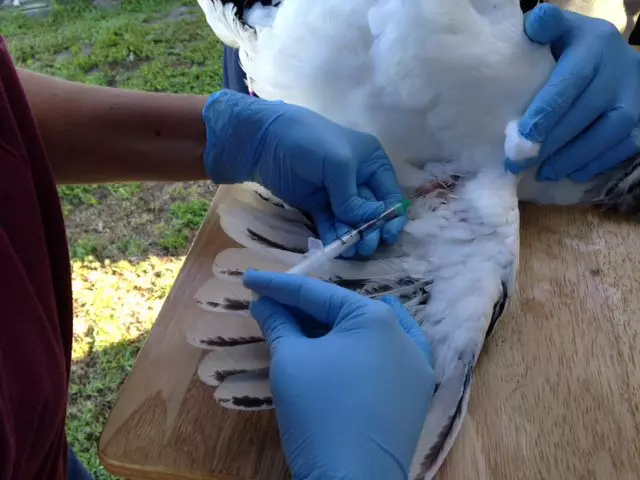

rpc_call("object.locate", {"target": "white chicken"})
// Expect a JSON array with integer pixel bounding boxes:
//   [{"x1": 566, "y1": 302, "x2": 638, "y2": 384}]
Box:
[{"x1": 186, "y1": 1, "x2": 640, "y2": 478}]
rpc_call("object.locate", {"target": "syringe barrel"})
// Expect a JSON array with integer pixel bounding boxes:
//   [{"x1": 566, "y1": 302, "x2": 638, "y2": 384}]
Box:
[{"x1": 286, "y1": 234, "x2": 360, "y2": 276}]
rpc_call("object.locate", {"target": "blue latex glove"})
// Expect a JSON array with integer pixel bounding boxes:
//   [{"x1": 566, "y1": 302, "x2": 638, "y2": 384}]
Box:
[
  {"x1": 242, "y1": 271, "x2": 436, "y2": 480},
  {"x1": 505, "y1": 4, "x2": 640, "y2": 182},
  {"x1": 203, "y1": 89, "x2": 406, "y2": 257}
]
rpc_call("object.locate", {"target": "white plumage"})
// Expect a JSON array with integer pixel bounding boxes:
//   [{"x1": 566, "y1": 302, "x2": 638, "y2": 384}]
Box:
[{"x1": 188, "y1": 1, "x2": 640, "y2": 478}]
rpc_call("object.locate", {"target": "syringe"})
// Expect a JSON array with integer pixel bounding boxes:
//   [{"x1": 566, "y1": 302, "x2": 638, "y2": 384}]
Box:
[{"x1": 286, "y1": 198, "x2": 412, "y2": 276}]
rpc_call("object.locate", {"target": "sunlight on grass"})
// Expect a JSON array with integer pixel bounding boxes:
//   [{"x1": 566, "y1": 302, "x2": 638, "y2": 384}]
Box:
[{"x1": 69, "y1": 256, "x2": 184, "y2": 479}]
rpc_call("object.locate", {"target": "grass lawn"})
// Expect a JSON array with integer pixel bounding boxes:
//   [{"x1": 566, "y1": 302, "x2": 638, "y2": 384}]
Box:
[{"x1": 2, "y1": 0, "x2": 224, "y2": 477}]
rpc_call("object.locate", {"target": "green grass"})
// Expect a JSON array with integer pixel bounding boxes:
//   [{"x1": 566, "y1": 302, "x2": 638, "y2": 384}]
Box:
[
  {"x1": 3, "y1": 0, "x2": 224, "y2": 94},
  {"x1": 2, "y1": 1, "x2": 224, "y2": 477},
  {"x1": 159, "y1": 198, "x2": 210, "y2": 252}
]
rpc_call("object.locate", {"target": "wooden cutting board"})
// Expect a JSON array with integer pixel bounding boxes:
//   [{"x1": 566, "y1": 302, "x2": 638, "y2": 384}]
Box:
[{"x1": 99, "y1": 185, "x2": 640, "y2": 480}]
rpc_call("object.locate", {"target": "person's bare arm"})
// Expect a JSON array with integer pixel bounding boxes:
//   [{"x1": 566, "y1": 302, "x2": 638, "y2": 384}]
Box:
[{"x1": 17, "y1": 69, "x2": 209, "y2": 184}]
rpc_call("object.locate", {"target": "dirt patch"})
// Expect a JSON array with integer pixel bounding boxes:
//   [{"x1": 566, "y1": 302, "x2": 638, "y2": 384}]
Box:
[
  {"x1": 93, "y1": 0, "x2": 119, "y2": 8},
  {"x1": 62, "y1": 180, "x2": 217, "y2": 261},
  {"x1": 167, "y1": 5, "x2": 200, "y2": 22}
]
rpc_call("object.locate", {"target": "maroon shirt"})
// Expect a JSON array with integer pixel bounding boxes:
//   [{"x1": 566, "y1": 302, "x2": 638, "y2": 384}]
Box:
[{"x1": 0, "y1": 37, "x2": 72, "y2": 479}]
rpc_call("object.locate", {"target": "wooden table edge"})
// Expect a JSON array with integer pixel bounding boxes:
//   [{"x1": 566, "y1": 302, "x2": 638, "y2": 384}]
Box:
[
  {"x1": 98, "y1": 451, "x2": 239, "y2": 480},
  {"x1": 97, "y1": 186, "x2": 235, "y2": 479}
]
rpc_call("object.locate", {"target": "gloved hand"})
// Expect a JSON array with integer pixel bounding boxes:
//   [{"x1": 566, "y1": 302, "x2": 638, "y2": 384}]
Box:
[
  {"x1": 203, "y1": 89, "x2": 406, "y2": 257},
  {"x1": 242, "y1": 270, "x2": 436, "y2": 480},
  {"x1": 505, "y1": 4, "x2": 640, "y2": 182}
]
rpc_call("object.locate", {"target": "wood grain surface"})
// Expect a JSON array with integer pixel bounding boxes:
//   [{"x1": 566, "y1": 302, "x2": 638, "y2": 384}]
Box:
[{"x1": 99, "y1": 185, "x2": 640, "y2": 480}]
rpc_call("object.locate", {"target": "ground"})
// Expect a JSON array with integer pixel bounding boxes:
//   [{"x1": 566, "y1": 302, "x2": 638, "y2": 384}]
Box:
[{"x1": 2, "y1": 1, "x2": 223, "y2": 477}]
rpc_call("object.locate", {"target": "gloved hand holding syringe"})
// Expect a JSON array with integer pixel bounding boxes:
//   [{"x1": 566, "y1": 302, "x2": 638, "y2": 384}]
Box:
[{"x1": 286, "y1": 198, "x2": 412, "y2": 276}]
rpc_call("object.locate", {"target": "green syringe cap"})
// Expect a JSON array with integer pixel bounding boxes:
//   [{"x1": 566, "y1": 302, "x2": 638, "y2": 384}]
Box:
[{"x1": 399, "y1": 198, "x2": 412, "y2": 214}]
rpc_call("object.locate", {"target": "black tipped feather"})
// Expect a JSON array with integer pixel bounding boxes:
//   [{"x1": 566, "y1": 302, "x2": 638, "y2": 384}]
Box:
[
  {"x1": 201, "y1": 275, "x2": 431, "y2": 315},
  {"x1": 333, "y1": 275, "x2": 432, "y2": 301},
  {"x1": 207, "y1": 298, "x2": 251, "y2": 311},
  {"x1": 223, "y1": 395, "x2": 274, "y2": 409},
  {"x1": 486, "y1": 281, "x2": 507, "y2": 339},
  {"x1": 421, "y1": 365, "x2": 473, "y2": 472},
  {"x1": 199, "y1": 336, "x2": 263, "y2": 347},
  {"x1": 218, "y1": 269, "x2": 243, "y2": 277},
  {"x1": 254, "y1": 189, "x2": 286, "y2": 208},
  {"x1": 213, "y1": 369, "x2": 250, "y2": 383},
  {"x1": 247, "y1": 228, "x2": 307, "y2": 253},
  {"x1": 600, "y1": 155, "x2": 640, "y2": 215}
]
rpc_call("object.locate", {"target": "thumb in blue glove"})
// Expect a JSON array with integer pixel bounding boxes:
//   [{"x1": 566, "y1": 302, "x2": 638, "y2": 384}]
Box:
[
  {"x1": 203, "y1": 90, "x2": 406, "y2": 258},
  {"x1": 242, "y1": 270, "x2": 435, "y2": 480},
  {"x1": 505, "y1": 4, "x2": 640, "y2": 182}
]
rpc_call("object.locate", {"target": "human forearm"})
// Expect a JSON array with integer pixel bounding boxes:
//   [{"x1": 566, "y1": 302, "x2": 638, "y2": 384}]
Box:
[{"x1": 17, "y1": 69, "x2": 208, "y2": 184}]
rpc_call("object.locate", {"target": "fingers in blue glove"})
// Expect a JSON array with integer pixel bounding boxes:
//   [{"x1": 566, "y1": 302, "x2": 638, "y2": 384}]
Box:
[
  {"x1": 353, "y1": 186, "x2": 382, "y2": 256},
  {"x1": 309, "y1": 207, "x2": 358, "y2": 258},
  {"x1": 524, "y1": 4, "x2": 566, "y2": 45},
  {"x1": 569, "y1": 130, "x2": 640, "y2": 182},
  {"x1": 243, "y1": 270, "x2": 369, "y2": 327},
  {"x1": 311, "y1": 187, "x2": 380, "y2": 258},
  {"x1": 539, "y1": 107, "x2": 639, "y2": 181},
  {"x1": 326, "y1": 145, "x2": 406, "y2": 241},
  {"x1": 310, "y1": 184, "x2": 406, "y2": 258},
  {"x1": 360, "y1": 156, "x2": 407, "y2": 244},
  {"x1": 250, "y1": 296, "x2": 303, "y2": 347},
  {"x1": 326, "y1": 160, "x2": 387, "y2": 227},
  {"x1": 380, "y1": 295, "x2": 433, "y2": 367},
  {"x1": 507, "y1": 47, "x2": 596, "y2": 173},
  {"x1": 506, "y1": 13, "x2": 600, "y2": 174}
]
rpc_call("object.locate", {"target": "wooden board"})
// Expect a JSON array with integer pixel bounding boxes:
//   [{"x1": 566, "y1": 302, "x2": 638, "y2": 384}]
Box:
[{"x1": 99, "y1": 185, "x2": 640, "y2": 480}]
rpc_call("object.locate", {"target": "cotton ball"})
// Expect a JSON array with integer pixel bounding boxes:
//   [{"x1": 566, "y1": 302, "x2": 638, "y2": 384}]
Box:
[{"x1": 504, "y1": 119, "x2": 540, "y2": 162}]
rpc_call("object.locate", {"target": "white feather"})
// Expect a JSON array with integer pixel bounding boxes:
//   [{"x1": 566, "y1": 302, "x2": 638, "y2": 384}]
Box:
[
  {"x1": 196, "y1": 0, "x2": 254, "y2": 49},
  {"x1": 214, "y1": 369, "x2": 273, "y2": 411},
  {"x1": 186, "y1": 314, "x2": 264, "y2": 348},
  {"x1": 194, "y1": 276, "x2": 252, "y2": 315},
  {"x1": 198, "y1": 343, "x2": 270, "y2": 387},
  {"x1": 218, "y1": 196, "x2": 313, "y2": 254}
]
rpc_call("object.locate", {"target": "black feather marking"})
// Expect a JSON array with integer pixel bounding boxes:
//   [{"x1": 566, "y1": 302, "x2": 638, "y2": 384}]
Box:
[
  {"x1": 414, "y1": 292, "x2": 431, "y2": 306},
  {"x1": 217, "y1": 0, "x2": 276, "y2": 25},
  {"x1": 333, "y1": 276, "x2": 431, "y2": 295},
  {"x1": 197, "y1": 298, "x2": 248, "y2": 312},
  {"x1": 219, "y1": 395, "x2": 274, "y2": 409},
  {"x1": 600, "y1": 155, "x2": 640, "y2": 216},
  {"x1": 201, "y1": 298, "x2": 251, "y2": 311},
  {"x1": 251, "y1": 189, "x2": 320, "y2": 237},
  {"x1": 246, "y1": 228, "x2": 307, "y2": 254},
  {"x1": 201, "y1": 276, "x2": 431, "y2": 315},
  {"x1": 421, "y1": 365, "x2": 474, "y2": 472},
  {"x1": 199, "y1": 336, "x2": 263, "y2": 347},
  {"x1": 486, "y1": 281, "x2": 507, "y2": 340},
  {"x1": 254, "y1": 189, "x2": 286, "y2": 209},
  {"x1": 213, "y1": 298, "x2": 251, "y2": 311},
  {"x1": 253, "y1": 194, "x2": 319, "y2": 237},
  {"x1": 331, "y1": 278, "x2": 369, "y2": 290},
  {"x1": 213, "y1": 369, "x2": 249, "y2": 383},
  {"x1": 218, "y1": 269, "x2": 243, "y2": 277}
]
